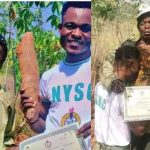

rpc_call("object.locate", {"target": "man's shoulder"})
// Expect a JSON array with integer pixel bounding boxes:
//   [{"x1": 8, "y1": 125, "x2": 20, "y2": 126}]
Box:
[
  {"x1": 41, "y1": 61, "x2": 62, "y2": 79},
  {"x1": 95, "y1": 81, "x2": 108, "y2": 93},
  {"x1": 121, "y1": 39, "x2": 137, "y2": 47}
]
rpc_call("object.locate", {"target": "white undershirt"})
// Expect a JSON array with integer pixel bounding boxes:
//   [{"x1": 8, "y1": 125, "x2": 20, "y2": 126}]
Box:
[{"x1": 94, "y1": 82, "x2": 131, "y2": 146}]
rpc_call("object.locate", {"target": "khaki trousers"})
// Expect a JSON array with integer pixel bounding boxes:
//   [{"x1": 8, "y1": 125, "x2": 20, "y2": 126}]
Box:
[{"x1": 94, "y1": 142, "x2": 130, "y2": 150}]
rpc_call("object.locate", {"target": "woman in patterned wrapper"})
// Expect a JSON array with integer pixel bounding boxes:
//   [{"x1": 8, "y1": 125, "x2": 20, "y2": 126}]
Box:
[
  {"x1": 135, "y1": 3, "x2": 150, "y2": 86},
  {"x1": 129, "y1": 3, "x2": 150, "y2": 150}
]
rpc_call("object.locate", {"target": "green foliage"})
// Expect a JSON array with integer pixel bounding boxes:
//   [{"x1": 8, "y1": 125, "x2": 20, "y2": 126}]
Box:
[
  {"x1": 92, "y1": 0, "x2": 117, "y2": 21},
  {"x1": 47, "y1": 2, "x2": 63, "y2": 29},
  {"x1": 92, "y1": 0, "x2": 140, "y2": 33},
  {"x1": 92, "y1": 0, "x2": 117, "y2": 33},
  {"x1": 34, "y1": 27, "x2": 65, "y2": 76},
  {"x1": 0, "y1": 1, "x2": 65, "y2": 92}
]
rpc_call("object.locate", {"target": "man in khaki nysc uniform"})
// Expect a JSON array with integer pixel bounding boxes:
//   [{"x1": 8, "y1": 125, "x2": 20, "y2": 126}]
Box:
[{"x1": 0, "y1": 35, "x2": 16, "y2": 150}]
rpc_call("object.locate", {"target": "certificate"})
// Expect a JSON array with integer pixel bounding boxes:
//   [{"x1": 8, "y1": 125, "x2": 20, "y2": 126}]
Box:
[
  {"x1": 19, "y1": 124, "x2": 87, "y2": 150},
  {"x1": 124, "y1": 86, "x2": 150, "y2": 121}
]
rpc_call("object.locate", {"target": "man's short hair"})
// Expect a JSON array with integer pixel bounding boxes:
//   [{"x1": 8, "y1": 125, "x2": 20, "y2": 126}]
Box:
[
  {"x1": 62, "y1": 1, "x2": 91, "y2": 19},
  {"x1": 115, "y1": 45, "x2": 140, "y2": 63}
]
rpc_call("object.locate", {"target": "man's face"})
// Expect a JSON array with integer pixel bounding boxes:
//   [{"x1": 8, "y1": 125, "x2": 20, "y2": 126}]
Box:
[
  {"x1": 59, "y1": 7, "x2": 91, "y2": 54},
  {"x1": 138, "y1": 16, "x2": 150, "y2": 40}
]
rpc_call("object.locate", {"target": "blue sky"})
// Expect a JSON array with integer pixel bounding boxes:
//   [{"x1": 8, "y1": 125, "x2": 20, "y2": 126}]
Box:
[
  {"x1": 31, "y1": 2, "x2": 61, "y2": 36},
  {"x1": 0, "y1": 1, "x2": 62, "y2": 39}
]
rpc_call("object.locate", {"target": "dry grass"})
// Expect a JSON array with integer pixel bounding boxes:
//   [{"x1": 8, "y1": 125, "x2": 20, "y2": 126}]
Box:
[{"x1": 92, "y1": 20, "x2": 138, "y2": 80}]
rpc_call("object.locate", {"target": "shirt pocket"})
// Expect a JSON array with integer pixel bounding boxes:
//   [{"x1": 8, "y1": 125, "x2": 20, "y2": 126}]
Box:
[{"x1": 0, "y1": 101, "x2": 8, "y2": 130}]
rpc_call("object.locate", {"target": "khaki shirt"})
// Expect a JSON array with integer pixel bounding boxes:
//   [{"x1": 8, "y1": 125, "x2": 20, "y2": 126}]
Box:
[
  {"x1": 99, "y1": 50, "x2": 116, "y2": 90},
  {"x1": 0, "y1": 88, "x2": 15, "y2": 150}
]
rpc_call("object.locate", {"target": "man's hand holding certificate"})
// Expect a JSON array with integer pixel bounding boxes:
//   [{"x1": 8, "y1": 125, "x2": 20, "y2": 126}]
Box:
[
  {"x1": 124, "y1": 86, "x2": 150, "y2": 121},
  {"x1": 19, "y1": 124, "x2": 87, "y2": 150}
]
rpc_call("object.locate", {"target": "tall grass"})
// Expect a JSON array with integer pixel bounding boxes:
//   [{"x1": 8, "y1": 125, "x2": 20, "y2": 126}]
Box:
[{"x1": 92, "y1": 21, "x2": 138, "y2": 84}]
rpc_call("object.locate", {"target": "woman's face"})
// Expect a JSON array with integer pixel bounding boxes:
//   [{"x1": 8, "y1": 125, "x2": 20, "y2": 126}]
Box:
[
  {"x1": 114, "y1": 58, "x2": 140, "y2": 82},
  {"x1": 124, "y1": 58, "x2": 140, "y2": 82},
  {"x1": 138, "y1": 16, "x2": 150, "y2": 40}
]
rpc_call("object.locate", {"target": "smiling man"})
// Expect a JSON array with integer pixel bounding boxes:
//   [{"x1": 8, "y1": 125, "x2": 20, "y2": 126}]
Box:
[
  {"x1": 59, "y1": 4, "x2": 91, "y2": 56},
  {"x1": 20, "y1": 1, "x2": 91, "y2": 149}
]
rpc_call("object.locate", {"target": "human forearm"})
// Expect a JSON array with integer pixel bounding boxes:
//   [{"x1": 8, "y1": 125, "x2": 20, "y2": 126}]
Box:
[
  {"x1": 20, "y1": 90, "x2": 49, "y2": 133},
  {"x1": 77, "y1": 121, "x2": 91, "y2": 138},
  {"x1": 28, "y1": 117, "x2": 46, "y2": 133}
]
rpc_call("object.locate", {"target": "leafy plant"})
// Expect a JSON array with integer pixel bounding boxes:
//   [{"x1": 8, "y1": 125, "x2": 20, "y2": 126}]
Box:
[{"x1": 0, "y1": 1, "x2": 64, "y2": 92}]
